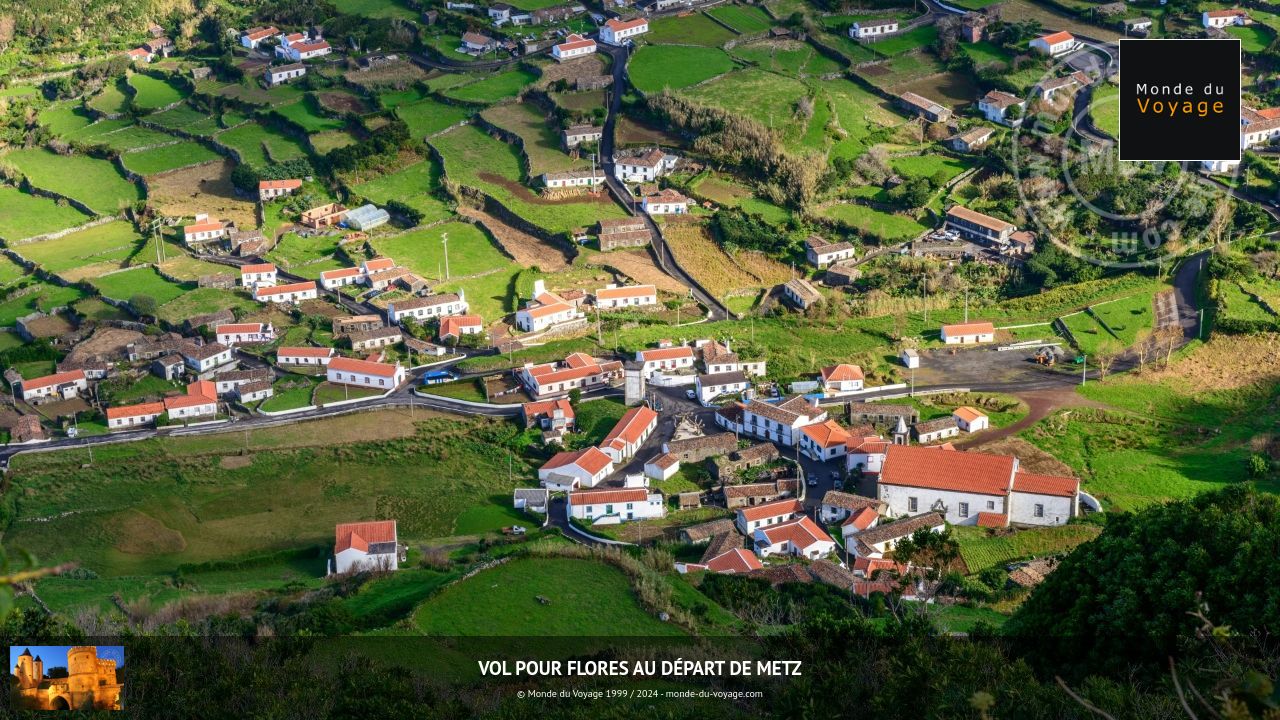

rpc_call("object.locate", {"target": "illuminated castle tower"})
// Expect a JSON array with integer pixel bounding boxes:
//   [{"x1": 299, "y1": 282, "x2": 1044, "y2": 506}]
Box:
[{"x1": 11, "y1": 646, "x2": 122, "y2": 711}]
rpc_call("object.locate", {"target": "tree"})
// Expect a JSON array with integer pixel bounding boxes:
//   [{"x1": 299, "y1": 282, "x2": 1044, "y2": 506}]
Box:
[
  {"x1": 0, "y1": 15, "x2": 14, "y2": 51},
  {"x1": 129, "y1": 294, "x2": 158, "y2": 317},
  {"x1": 1006, "y1": 486, "x2": 1280, "y2": 680},
  {"x1": 567, "y1": 388, "x2": 582, "y2": 408},
  {"x1": 890, "y1": 526, "x2": 960, "y2": 611}
]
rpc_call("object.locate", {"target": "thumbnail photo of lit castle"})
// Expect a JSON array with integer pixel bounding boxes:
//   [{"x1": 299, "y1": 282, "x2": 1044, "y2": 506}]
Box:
[{"x1": 11, "y1": 646, "x2": 123, "y2": 710}]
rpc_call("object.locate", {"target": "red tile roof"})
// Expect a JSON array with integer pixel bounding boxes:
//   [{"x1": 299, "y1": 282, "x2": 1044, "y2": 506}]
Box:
[
  {"x1": 364, "y1": 257, "x2": 396, "y2": 272},
  {"x1": 842, "y1": 506, "x2": 880, "y2": 531},
  {"x1": 439, "y1": 314, "x2": 482, "y2": 338},
  {"x1": 21, "y1": 369, "x2": 86, "y2": 391},
  {"x1": 217, "y1": 323, "x2": 266, "y2": 334},
  {"x1": 256, "y1": 280, "x2": 316, "y2": 298},
  {"x1": 1037, "y1": 30, "x2": 1075, "y2": 45},
  {"x1": 976, "y1": 512, "x2": 1008, "y2": 528},
  {"x1": 569, "y1": 487, "x2": 648, "y2": 506},
  {"x1": 758, "y1": 516, "x2": 833, "y2": 551},
  {"x1": 821, "y1": 364, "x2": 864, "y2": 383},
  {"x1": 942, "y1": 321, "x2": 996, "y2": 336},
  {"x1": 184, "y1": 221, "x2": 227, "y2": 234},
  {"x1": 258, "y1": 179, "x2": 302, "y2": 191},
  {"x1": 543, "y1": 446, "x2": 613, "y2": 475},
  {"x1": 601, "y1": 406, "x2": 658, "y2": 448},
  {"x1": 321, "y1": 267, "x2": 363, "y2": 280},
  {"x1": 706, "y1": 548, "x2": 762, "y2": 574},
  {"x1": 738, "y1": 498, "x2": 804, "y2": 523},
  {"x1": 106, "y1": 401, "x2": 165, "y2": 420},
  {"x1": 335, "y1": 520, "x2": 397, "y2": 553},
  {"x1": 605, "y1": 17, "x2": 648, "y2": 32},
  {"x1": 597, "y1": 284, "x2": 656, "y2": 300},
  {"x1": 639, "y1": 346, "x2": 693, "y2": 362},
  {"x1": 880, "y1": 444, "x2": 1015, "y2": 496},
  {"x1": 329, "y1": 356, "x2": 400, "y2": 378},
  {"x1": 556, "y1": 33, "x2": 596, "y2": 51},
  {"x1": 279, "y1": 346, "x2": 333, "y2": 358},
  {"x1": 523, "y1": 398, "x2": 574, "y2": 420},
  {"x1": 801, "y1": 419, "x2": 851, "y2": 448},
  {"x1": 953, "y1": 406, "x2": 987, "y2": 423},
  {"x1": 241, "y1": 262, "x2": 275, "y2": 274},
  {"x1": 947, "y1": 205, "x2": 1014, "y2": 233},
  {"x1": 1012, "y1": 471, "x2": 1079, "y2": 497}
]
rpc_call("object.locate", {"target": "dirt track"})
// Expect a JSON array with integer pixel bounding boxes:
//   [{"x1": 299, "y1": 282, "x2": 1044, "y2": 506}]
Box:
[{"x1": 957, "y1": 388, "x2": 1109, "y2": 450}]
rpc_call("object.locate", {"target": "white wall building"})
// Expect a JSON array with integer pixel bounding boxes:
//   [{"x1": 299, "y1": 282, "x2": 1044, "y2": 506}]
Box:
[
  {"x1": 332, "y1": 520, "x2": 399, "y2": 575},
  {"x1": 538, "y1": 447, "x2": 614, "y2": 490},
  {"x1": 568, "y1": 488, "x2": 665, "y2": 523},
  {"x1": 600, "y1": 17, "x2": 649, "y2": 46},
  {"x1": 595, "y1": 284, "x2": 657, "y2": 310},
  {"x1": 850, "y1": 19, "x2": 899, "y2": 39},
  {"x1": 326, "y1": 357, "x2": 405, "y2": 390},
  {"x1": 940, "y1": 321, "x2": 995, "y2": 344}
]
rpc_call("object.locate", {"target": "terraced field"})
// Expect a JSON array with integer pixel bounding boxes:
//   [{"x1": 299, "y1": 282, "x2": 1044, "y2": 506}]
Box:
[{"x1": 1, "y1": 148, "x2": 142, "y2": 213}]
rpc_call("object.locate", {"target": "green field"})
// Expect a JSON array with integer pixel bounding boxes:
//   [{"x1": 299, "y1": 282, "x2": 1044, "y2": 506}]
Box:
[
  {"x1": 820, "y1": 77, "x2": 902, "y2": 160},
  {"x1": 890, "y1": 154, "x2": 971, "y2": 182},
  {"x1": 1087, "y1": 290, "x2": 1157, "y2": 348},
  {"x1": 349, "y1": 158, "x2": 453, "y2": 224},
  {"x1": 146, "y1": 103, "x2": 226, "y2": 136},
  {"x1": 953, "y1": 524, "x2": 1103, "y2": 573},
  {"x1": 0, "y1": 283, "x2": 87, "y2": 326},
  {"x1": 679, "y1": 68, "x2": 821, "y2": 151},
  {"x1": 128, "y1": 73, "x2": 188, "y2": 111},
  {"x1": 414, "y1": 557, "x2": 683, "y2": 636},
  {"x1": 88, "y1": 80, "x2": 131, "y2": 115},
  {"x1": 732, "y1": 39, "x2": 843, "y2": 77},
  {"x1": 276, "y1": 96, "x2": 346, "y2": 132},
  {"x1": 690, "y1": 173, "x2": 791, "y2": 224},
  {"x1": 482, "y1": 102, "x2": 588, "y2": 175},
  {"x1": 379, "y1": 87, "x2": 428, "y2": 109},
  {"x1": 332, "y1": 0, "x2": 418, "y2": 19},
  {"x1": 84, "y1": 124, "x2": 176, "y2": 152},
  {"x1": 1090, "y1": 81, "x2": 1119, "y2": 139},
  {"x1": 216, "y1": 121, "x2": 309, "y2": 167},
  {"x1": 91, "y1": 266, "x2": 188, "y2": 305},
  {"x1": 1, "y1": 148, "x2": 142, "y2": 214},
  {"x1": 0, "y1": 185, "x2": 92, "y2": 241},
  {"x1": 38, "y1": 103, "x2": 96, "y2": 137},
  {"x1": 2, "y1": 414, "x2": 540, "y2": 577},
  {"x1": 370, "y1": 222, "x2": 508, "y2": 280},
  {"x1": 430, "y1": 124, "x2": 629, "y2": 234},
  {"x1": 156, "y1": 287, "x2": 259, "y2": 324},
  {"x1": 647, "y1": 13, "x2": 737, "y2": 46},
  {"x1": 1227, "y1": 24, "x2": 1274, "y2": 53},
  {"x1": 122, "y1": 141, "x2": 221, "y2": 175},
  {"x1": 311, "y1": 130, "x2": 360, "y2": 154},
  {"x1": 441, "y1": 68, "x2": 537, "y2": 104},
  {"x1": 819, "y1": 202, "x2": 929, "y2": 242},
  {"x1": 629, "y1": 45, "x2": 736, "y2": 93},
  {"x1": 396, "y1": 97, "x2": 473, "y2": 138},
  {"x1": 13, "y1": 220, "x2": 141, "y2": 276},
  {"x1": 707, "y1": 4, "x2": 774, "y2": 33},
  {"x1": 866, "y1": 25, "x2": 938, "y2": 56}
]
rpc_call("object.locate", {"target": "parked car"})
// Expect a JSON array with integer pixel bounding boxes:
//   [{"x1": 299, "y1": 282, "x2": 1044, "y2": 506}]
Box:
[
  {"x1": 806, "y1": 477, "x2": 818, "y2": 487},
  {"x1": 685, "y1": 389, "x2": 696, "y2": 399}
]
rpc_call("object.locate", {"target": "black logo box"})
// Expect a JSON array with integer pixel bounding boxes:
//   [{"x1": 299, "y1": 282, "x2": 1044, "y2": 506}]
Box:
[{"x1": 1118, "y1": 38, "x2": 1241, "y2": 162}]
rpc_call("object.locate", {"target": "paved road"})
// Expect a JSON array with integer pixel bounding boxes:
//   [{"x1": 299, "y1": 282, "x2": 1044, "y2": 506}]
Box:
[{"x1": 594, "y1": 42, "x2": 731, "y2": 321}]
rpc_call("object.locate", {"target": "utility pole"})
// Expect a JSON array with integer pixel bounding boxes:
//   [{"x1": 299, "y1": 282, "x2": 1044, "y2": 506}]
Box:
[
  {"x1": 1199, "y1": 308, "x2": 1204, "y2": 340},
  {"x1": 964, "y1": 289, "x2": 969, "y2": 323},
  {"x1": 1081, "y1": 355, "x2": 1087, "y2": 386},
  {"x1": 441, "y1": 232, "x2": 450, "y2": 280}
]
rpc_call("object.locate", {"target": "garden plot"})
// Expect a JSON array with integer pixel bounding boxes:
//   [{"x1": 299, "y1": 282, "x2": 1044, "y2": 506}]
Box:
[
  {"x1": 482, "y1": 102, "x2": 589, "y2": 175},
  {"x1": 629, "y1": 45, "x2": 736, "y2": 93},
  {"x1": 88, "y1": 80, "x2": 131, "y2": 115},
  {"x1": 998, "y1": 0, "x2": 1121, "y2": 42},
  {"x1": 0, "y1": 284, "x2": 87, "y2": 326},
  {"x1": 147, "y1": 160, "x2": 258, "y2": 229},
  {"x1": 690, "y1": 173, "x2": 790, "y2": 225},
  {"x1": 0, "y1": 186, "x2": 92, "y2": 241},
  {"x1": 440, "y1": 68, "x2": 538, "y2": 104},
  {"x1": 893, "y1": 70, "x2": 981, "y2": 108},
  {"x1": 128, "y1": 73, "x2": 188, "y2": 111},
  {"x1": 311, "y1": 130, "x2": 361, "y2": 154},
  {"x1": 646, "y1": 13, "x2": 737, "y2": 46},
  {"x1": 91, "y1": 266, "x2": 188, "y2": 305},
  {"x1": 11, "y1": 220, "x2": 142, "y2": 280},
  {"x1": 662, "y1": 222, "x2": 791, "y2": 302},
  {"x1": 275, "y1": 96, "x2": 346, "y2": 133},
  {"x1": 550, "y1": 90, "x2": 605, "y2": 114},
  {"x1": 430, "y1": 124, "x2": 629, "y2": 235},
  {"x1": 122, "y1": 141, "x2": 221, "y2": 176},
  {"x1": 215, "y1": 121, "x2": 309, "y2": 167},
  {"x1": 84, "y1": 124, "x2": 177, "y2": 152},
  {"x1": 818, "y1": 203, "x2": 929, "y2": 242},
  {"x1": 1, "y1": 148, "x2": 142, "y2": 214},
  {"x1": 370, "y1": 222, "x2": 509, "y2": 280},
  {"x1": 396, "y1": 97, "x2": 472, "y2": 138},
  {"x1": 146, "y1": 103, "x2": 226, "y2": 136},
  {"x1": 38, "y1": 103, "x2": 96, "y2": 137},
  {"x1": 349, "y1": 157, "x2": 453, "y2": 224}
]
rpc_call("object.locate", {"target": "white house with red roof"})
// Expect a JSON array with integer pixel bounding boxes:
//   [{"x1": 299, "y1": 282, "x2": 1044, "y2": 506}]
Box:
[
  {"x1": 752, "y1": 515, "x2": 835, "y2": 559},
  {"x1": 799, "y1": 419, "x2": 853, "y2": 462},
  {"x1": 320, "y1": 267, "x2": 363, "y2": 290},
  {"x1": 538, "y1": 447, "x2": 615, "y2": 490},
  {"x1": 439, "y1": 314, "x2": 484, "y2": 341},
  {"x1": 332, "y1": 520, "x2": 400, "y2": 575},
  {"x1": 595, "y1": 284, "x2": 657, "y2": 310},
  {"x1": 278, "y1": 346, "x2": 335, "y2": 367},
  {"x1": 515, "y1": 283, "x2": 585, "y2": 333},
  {"x1": 387, "y1": 292, "x2": 468, "y2": 325},
  {"x1": 734, "y1": 498, "x2": 804, "y2": 535},
  {"x1": 635, "y1": 345, "x2": 695, "y2": 377},
  {"x1": 847, "y1": 511, "x2": 945, "y2": 559},
  {"x1": 952, "y1": 406, "x2": 989, "y2": 432},
  {"x1": 599, "y1": 405, "x2": 658, "y2": 463},
  {"x1": 240, "y1": 26, "x2": 279, "y2": 49},
  {"x1": 126, "y1": 47, "x2": 153, "y2": 62},
  {"x1": 704, "y1": 548, "x2": 763, "y2": 574},
  {"x1": 240, "y1": 262, "x2": 277, "y2": 288},
  {"x1": 878, "y1": 444, "x2": 1079, "y2": 527},
  {"x1": 568, "y1": 487, "x2": 664, "y2": 523},
  {"x1": 614, "y1": 148, "x2": 677, "y2": 184},
  {"x1": 641, "y1": 189, "x2": 690, "y2": 215},
  {"x1": 517, "y1": 352, "x2": 622, "y2": 400},
  {"x1": 643, "y1": 451, "x2": 680, "y2": 481},
  {"x1": 940, "y1": 321, "x2": 995, "y2": 344},
  {"x1": 845, "y1": 430, "x2": 891, "y2": 475},
  {"x1": 106, "y1": 400, "x2": 166, "y2": 429},
  {"x1": 819, "y1": 490, "x2": 884, "y2": 525},
  {"x1": 183, "y1": 215, "x2": 232, "y2": 245},
  {"x1": 276, "y1": 32, "x2": 332, "y2": 61},
  {"x1": 1029, "y1": 30, "x2": 1078, "y2": 56},
  {"x1": 552, "y1": 33, "x2": 596, "y2": 61},
  {"x1": 216, "y1": 322, "x2": 275, "y2": 346},
  {"x1": 163, "y1": 380, "x2": 219, "y2": 420},
  {"x1": 255, "y1": 280, "x2": 318, "y2": 304},
  {"x1": 819, "y1": 363, "x2": 864, "y2": 394},
  {"x1": 258, "y1": 179, "x2": 302, "y2": 201},
  {"x1": 327, "y1": 357, "x2": 404, "y2": 389},
  {"x1": 18, "y1": 369, "x2": 88, "y2": 402},
  {"x1": 522, "y1": 398, "x2": 575, "y2": 431},
  {"x1": 600, "y1": 17, "x2": 649, "y2": 46},
  {"x1": 1203, "y1": 8, "x2": 1249, "y2": 27}
]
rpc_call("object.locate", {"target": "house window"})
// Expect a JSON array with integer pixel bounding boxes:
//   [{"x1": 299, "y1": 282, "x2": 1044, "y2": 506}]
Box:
[
  {"x1": 958, "y1": 502, "x2": 969, "y2": 518},
  {"x1": 1034, "y1": 504, "x2": 1044, "y2": 518},
  {"x1": 986, "y1": 500, "x2": 995, "y2": 510},
  {"x1": 605, "y1": 504, "x2": 613, "y2": 514},
  {"x1": 908, "y1": 497, "x2": 917, "y2": 512}
]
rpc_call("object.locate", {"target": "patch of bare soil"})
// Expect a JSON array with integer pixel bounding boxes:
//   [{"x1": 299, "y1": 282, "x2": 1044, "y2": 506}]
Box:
[
  {"x1": 148, "y1": 159, "x2": 258, "y2": 229},
  {"x1": 65, "y1": 327, "x2": 144, "y2": 364},
  {"x1": 219, "y1": 455, "x2": 254, "y2": 470},
  {"x1": 22, "y1": 315, "x2": 74, "y2": 338},
  {"x1": 1129, "y1": 333, "x2": 1280, "y2": 390},
  {"x1": 477, "y1": 172, "x2": 621, "y2": 207},
  {"x1": 317, "y1": 91, "x2": 368, "y2": 115},
  {"x1": 456, "y1": 205, "x2": 570, "y2": 270},
  {"x1": 583, "y1": 249, "x2": 688, "y2": 294},
  {"x1": 971, "y1": 436, "x2": 1076, "y2": 477}
]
